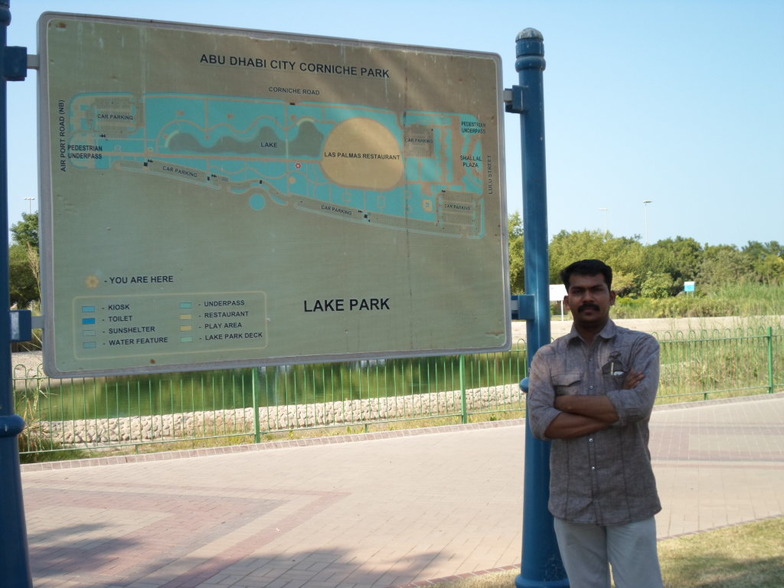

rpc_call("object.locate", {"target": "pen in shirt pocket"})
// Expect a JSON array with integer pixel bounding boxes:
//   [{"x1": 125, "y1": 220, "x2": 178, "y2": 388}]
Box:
[{"x1": 601, "y1": 357, "x2": 626, "y2": 377}]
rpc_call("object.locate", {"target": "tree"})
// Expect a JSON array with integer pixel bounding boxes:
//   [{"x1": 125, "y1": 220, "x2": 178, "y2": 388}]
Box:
[
  {"x1": 600, "y1": 235, "x2": 645, "y2": 295},
  {"x1": 10, "y1": 211, "x2": 39, "y2": 250},
  {"x1": 549, "y1": 230, "x2": 606, "y2": 283},
  {"x1": 508, "y1": 212, "x2": 525, "y2": 294},
  {"x1": 9, "y1": 211, "x2": 40, "y2": 307},
  {"x1": 640, "y1": 271, "x2": 673, "y2": 299},
  {"x1": 697, "y1": 245, "x2": 755, "y2": 289},
  {"x1": 643, "y1": 237, "x2": 703, "y2": 295},
  {"x1": 10, "y1": 245, "x2": 38, "y2": 307},
  {"x1": 742, "y1": 241, "x2": 784, "y2": 285},
  {"x1": 548, "y1": 230, "x2": 644, "y2": 295}
]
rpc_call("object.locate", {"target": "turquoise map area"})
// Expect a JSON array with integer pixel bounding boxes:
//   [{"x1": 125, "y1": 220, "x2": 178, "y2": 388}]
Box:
[{"x1": 66, "y1": 92, "x2": 489, "y2": 237}]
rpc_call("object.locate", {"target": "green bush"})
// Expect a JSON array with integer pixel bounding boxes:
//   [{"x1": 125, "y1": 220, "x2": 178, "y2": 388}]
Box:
[{"x1": 612, "y1": 283, "x2": 782, "y2": 319}]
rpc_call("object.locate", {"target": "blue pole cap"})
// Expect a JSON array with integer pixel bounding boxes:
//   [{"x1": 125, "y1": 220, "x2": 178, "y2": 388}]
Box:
[
  {"x1": 515, "y1": 28, "x2": 545, "y2": 72},
  {"x1": 0, "y1": 414, "x2": 26, "y2": 438}
]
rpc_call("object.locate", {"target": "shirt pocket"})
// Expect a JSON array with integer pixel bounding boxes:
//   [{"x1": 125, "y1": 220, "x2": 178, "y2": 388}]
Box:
[
  {"x1": 601, "y1": 354, "x2": 628, "y2": 390},
  {"x1": 553, "y1": 372, "x2": 582, "y2": 396},
  {"x1": 603, "y1": 371, "x2": 627, "y2": 391}
]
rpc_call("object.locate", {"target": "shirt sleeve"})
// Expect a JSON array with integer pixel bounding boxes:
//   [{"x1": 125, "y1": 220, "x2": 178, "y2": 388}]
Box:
[
  {"x1": 605, "y1": 333, "x2": 660, "y2": 426},
  {"x1": 527, "y1": 346, "x2": 562, "y2": 440}
]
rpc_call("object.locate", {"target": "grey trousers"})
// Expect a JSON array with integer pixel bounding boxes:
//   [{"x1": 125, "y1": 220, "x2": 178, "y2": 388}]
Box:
[{"x1": 553, "y1": 516, "x2": 663, "y2": 588}]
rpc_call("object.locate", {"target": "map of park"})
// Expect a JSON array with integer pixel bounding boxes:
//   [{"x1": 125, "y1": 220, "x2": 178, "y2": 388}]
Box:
[
  {"x1": 40, "y1": 14, "x2": 509, "y2": 376},
  {"x1": 66, "y1": 93, "x2": 488, "y2": 238}
]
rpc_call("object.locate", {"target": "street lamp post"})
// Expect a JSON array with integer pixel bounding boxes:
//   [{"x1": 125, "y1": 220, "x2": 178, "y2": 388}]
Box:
[
  {"x1": 643, "y1": 200, "x2": 652, "y2": 244},
  {"x1": 23, "y1": 196, "x2": 34, "y2": 213}
]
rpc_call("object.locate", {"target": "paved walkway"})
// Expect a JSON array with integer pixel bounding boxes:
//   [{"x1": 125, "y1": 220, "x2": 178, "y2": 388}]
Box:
[{"x1": 21, "y1": 393, "x2": 784, "y2": 588}]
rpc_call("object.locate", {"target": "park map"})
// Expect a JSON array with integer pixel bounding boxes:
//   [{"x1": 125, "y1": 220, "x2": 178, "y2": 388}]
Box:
[{"x1": 39, "y1": 14, "x2": 510, "y2": 376}]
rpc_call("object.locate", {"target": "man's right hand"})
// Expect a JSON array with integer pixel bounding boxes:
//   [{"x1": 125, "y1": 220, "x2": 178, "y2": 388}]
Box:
[{"x1": 623, "y1": 370, "x2": 644, "y2": 390}]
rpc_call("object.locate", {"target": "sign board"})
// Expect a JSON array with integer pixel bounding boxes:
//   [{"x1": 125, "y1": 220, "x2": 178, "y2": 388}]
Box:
[
  {"x1": 548, "y1": 284, "x2": 567, "y2": 301},
  {"x1": 684, "y1": 281, "x2": 696, "y2": 293},
  {"x1": 549, "y1": 284, "x2": 568, "y2": 320},
  {"x1": 38, "y1": 13, "x2": 510, "y2": 377}
]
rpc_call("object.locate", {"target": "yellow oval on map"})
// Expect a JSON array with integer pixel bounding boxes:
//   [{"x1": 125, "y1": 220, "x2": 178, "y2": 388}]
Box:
[{"x1": 321, "y1": 118, "x2": 403, "y2": 190}]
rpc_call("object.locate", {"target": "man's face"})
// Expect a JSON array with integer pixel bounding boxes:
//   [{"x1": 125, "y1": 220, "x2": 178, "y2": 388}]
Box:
[{"x1": 564, "y1": 273, "x2": 616, "y2": 331}]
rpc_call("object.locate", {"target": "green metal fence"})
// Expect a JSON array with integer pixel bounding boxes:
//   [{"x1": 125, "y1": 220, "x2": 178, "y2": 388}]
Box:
[
  {"x1": 15, "y1": 326, "x2": 783, "y2": 460},
  {"x1": 657, "y1": 326, "x2": 782, "y2": 401}
]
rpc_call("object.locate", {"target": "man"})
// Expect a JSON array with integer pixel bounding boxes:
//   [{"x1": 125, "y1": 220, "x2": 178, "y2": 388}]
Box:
[{"x1": 527, "y1": 259, "x2": 663, "y2": 588}]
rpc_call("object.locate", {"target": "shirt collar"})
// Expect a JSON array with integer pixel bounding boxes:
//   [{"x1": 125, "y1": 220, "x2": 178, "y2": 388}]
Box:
[{"x1": 567, "y1": 319, "x2": 618, "y2": 344}]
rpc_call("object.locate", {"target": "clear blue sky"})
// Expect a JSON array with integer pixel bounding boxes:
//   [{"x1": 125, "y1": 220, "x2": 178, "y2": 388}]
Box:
[{"x1": 6, "y1": 0, "x2": 783, "y2": 247}]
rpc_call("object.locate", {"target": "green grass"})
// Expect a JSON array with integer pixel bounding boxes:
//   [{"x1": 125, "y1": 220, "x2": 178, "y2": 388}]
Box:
[
  {"x1": 22, "y1": 351, "x2": 527, "y2": 421},
  {"x1": 657, "y1": 327, "x2": 782, "y2": 401},
  {"x1": 612, "y1": 283, "x2": 784, "y2": 319},
  {"x1": 659, "y1": 517, "x2": 784, "y2": 587},
  {"x1": 427, "y1": 517, "x2": 784, "y2": 587}
]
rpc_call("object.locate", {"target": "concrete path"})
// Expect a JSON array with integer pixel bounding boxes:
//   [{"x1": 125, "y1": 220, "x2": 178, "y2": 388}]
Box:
[{"x1": 21, "y1": 393, "x2": 784, "y2": 588}]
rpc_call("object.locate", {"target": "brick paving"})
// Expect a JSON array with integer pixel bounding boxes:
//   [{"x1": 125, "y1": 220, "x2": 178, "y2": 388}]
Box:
[{"x1": 21, "y1": 393, "x2": 784, "y2": 587}]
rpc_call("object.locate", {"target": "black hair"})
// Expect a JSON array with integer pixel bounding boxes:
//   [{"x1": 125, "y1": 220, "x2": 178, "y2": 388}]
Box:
[{"x1": 560, "y1": 259, "x2": 613, "y2": 290}]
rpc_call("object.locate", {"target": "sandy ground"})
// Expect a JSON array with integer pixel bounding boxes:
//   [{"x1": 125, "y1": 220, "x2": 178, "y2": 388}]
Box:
[{"x1": 10, "y1": 316, "x2": 784, "y2": 377}]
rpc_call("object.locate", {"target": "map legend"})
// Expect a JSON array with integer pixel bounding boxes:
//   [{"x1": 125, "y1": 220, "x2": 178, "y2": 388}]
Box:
[{"x1": 71, "y1": 291, "x2": 268, "y2": 364}]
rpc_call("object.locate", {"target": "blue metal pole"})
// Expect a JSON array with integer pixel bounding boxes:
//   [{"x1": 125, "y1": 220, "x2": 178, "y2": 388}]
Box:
[
  {"x1": 0, "y1": 1, "x2": 33, "y2": 586},
  {"x1": 509, "y1": 29, "x2": 568, "y2": 587}
]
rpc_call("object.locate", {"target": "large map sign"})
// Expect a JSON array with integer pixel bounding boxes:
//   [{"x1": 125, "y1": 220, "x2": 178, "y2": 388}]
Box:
[{"x1": 38, "y1": 13, "x2": 510, "y2": 377}]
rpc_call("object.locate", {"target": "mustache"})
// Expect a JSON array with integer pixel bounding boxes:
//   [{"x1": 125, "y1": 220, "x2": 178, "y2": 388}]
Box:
[{"x1": 578, "y1": 303, "x2": 600, "y2": 312}]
